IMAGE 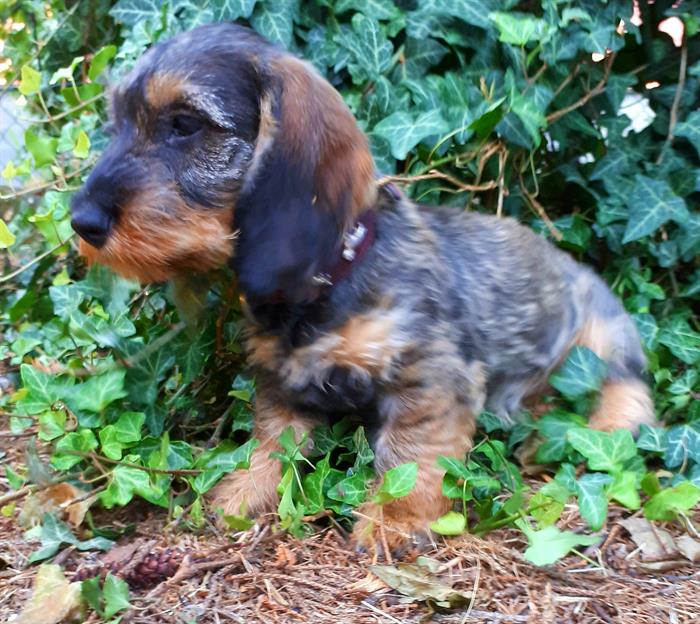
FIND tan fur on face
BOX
[79,186,235,283]
[207,399,315,517]
[589,379,656,434]
[145,73,190,110]
[242,93,277,191]
[272,56,377,227]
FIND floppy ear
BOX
[233,55,376,304]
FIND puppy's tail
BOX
[574,271,656,434]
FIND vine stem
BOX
[67,451,203,476]
[378,170,497,192]
[656,38,687,165]
[546,53,615,124]
[0,238,73,284]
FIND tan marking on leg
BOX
[274,307,408,390]
[576,315,613,360]
[353,389,478,556]
[207,400,315,518]
[589,379,656,434]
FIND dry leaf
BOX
[619,517,678,560]
[369,561,472,608]
[19,483,82,528]
[16,564,83,624]
[676,535,700,563]
[347,572,389,595]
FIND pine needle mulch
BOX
[2,495,699,624]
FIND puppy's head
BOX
[71,24,376,299]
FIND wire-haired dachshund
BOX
[71,23,656,554]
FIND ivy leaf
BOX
[341,14,393,81]
[575,473,611,530]
[211,0,257,21]
[535,411,587,464]
[103,573,131,619]
[327,471,369,507]
[251,0,298,48]
[373,462,418,504]
[608,470,641,510]
[520,523,601,566]
[28,513,79,563]
[664,423,700,469]
[549,346,607,398]
[489,12,549,45]
[52,430,99,470]
[88,45,117,80]
[658,317,700,364]
[643,482,700,521]
[430,511,466,536]
[528,491,565,528]
[567,428,638,473]
[637,425,668,453]
[373,110,448,159]
[335,0,401,21]
[19,65,41,95]
[0,219,16,249]
[28,514,112,563]
[66,370,128,413]
[73,130,90,159]
[24,130,58,168]
[18,364,75,415]
[403,37,448,79]
[109,0,164,26]
[101,463,163,508]
[623,175,689,243]
[675,110,700,157]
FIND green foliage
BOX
[1,0,699,581]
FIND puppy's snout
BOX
[71,188,115,248]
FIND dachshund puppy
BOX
[71,24,655,553]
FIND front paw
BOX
[207,469,278,522]
[352,502,435,559]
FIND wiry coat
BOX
[70,23,655,554]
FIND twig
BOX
[518,170,562,240]
[65,451,202,476]
[378,170,497,192]
[360,601,402,623]
[19,93,106,124]
[0,428,37,438]
[496,149,507,217]
[0,484,35,506]
[656,38,687,165]
[0,238,73,284]
[546,54,615,124]
[0,160,96,201]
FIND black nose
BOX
[70,200,113,248]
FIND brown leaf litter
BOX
[1,497,699,624]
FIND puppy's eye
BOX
[170,114,204,138]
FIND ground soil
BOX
[2,434,699,624]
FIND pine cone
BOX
[123,548,184,588]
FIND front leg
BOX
[208,387,315,519]
[353,360,484,556]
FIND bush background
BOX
[1,0,699,564]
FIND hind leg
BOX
[575,280,656,434]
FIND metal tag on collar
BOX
[312,272,333,287]
[342,221,367,261]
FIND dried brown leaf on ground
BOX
[14,564,83,624]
